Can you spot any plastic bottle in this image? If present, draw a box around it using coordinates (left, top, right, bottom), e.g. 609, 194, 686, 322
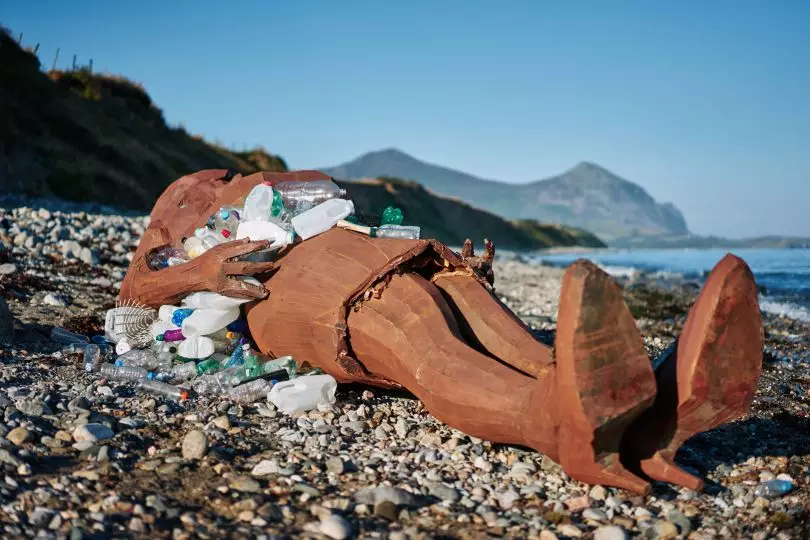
100, 363, 154, 381
235, 220, 295, 247
268, 374, 338, 414
224, 341, 250, 368
192, 370, 234, 395
208, 207, 241, 238
274, 180, 347, 214
139, 380, 189, 401
83, 344, 102, 373
181, 307, 240, 337
148, 247, 190, 270
114, 349, 163, 370
63, 343, 112, 355
261, 355, 297, 378
183, 236, 206, 258
370, 224, 421, 240
195, 227, 225, 249
170, 308, 195, 327
754, 479, 793, 498
291, 199, 355, 240
50, 327, 89, 345
115, 338, 133, 355
229, 379, 270, 404
150, 319, 178, 340
160, 328, 185, 342
170, 361, 198, 381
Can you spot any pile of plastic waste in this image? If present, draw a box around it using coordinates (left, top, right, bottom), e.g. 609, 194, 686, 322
53, 179, 420, 414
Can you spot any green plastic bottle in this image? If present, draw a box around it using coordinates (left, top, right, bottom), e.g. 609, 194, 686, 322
381, 206, 404, 225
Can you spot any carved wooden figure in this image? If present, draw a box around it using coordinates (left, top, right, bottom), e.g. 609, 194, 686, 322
121, 169, 764, 493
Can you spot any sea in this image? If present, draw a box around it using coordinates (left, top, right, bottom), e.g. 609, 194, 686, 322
530, 248, 810, 323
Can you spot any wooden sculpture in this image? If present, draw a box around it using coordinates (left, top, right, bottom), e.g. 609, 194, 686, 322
120, 169, 764, 493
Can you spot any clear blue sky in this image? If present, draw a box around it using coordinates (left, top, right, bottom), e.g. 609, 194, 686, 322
4, 1, 809, 238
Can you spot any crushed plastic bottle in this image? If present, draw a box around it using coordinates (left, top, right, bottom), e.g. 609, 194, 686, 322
139, 379, 189, 401
229, 379, 270, 404
192, 370, 234, 395
260, 355, 297, 378
83, 344, 102, 373
100, 363, 154, 381
160, 328, 185, 342
224, 341, 250, 368
381, 206, 404, 225
371, 224, 421, 240
180, 307, 240, 337
50, 327, 89, 345
291, 198, 355, 240
148, 247, 191, 270
274, 180, 347, 215
114, 349, 166, 371
235, 220, 295, 247
208, 207, 241, 238
268, 374, 338, 414
754, 479, 793, 499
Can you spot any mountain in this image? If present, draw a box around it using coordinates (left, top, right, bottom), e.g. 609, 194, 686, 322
321, 149, 689, 241
0, 28, 286, 210
338, 177, 605, 250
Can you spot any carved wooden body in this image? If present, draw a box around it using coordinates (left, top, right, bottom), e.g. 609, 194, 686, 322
120, 169, 764, 493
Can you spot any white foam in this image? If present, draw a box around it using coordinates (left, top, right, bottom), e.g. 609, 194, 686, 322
759, 296, 810, 322
596, 264, 639, 279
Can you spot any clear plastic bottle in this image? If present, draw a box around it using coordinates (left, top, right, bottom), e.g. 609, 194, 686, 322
274, 181, 347, 215
754, 479, 793, 498
181, 307, 241, 337
171, 361, 198, 381
208, 207, 241, 238
235, 220, 295, 247
261, 355, 297, 378
139, 379, 189, 401
229, 379, 270, 404
183, 236, 206, 258
50, 327, 89, 345
100, 363, 154, 381
181, 290, 255, 309
148, 247, 190, 270
268, 374, 337, 414
83, 344, 102, 373
371, 224, 421, 240
291, 199, 355, 240
115, 349, 161, 370
63, 343, 112, 355
223, 342, 250, 368
192, 370, 234, 395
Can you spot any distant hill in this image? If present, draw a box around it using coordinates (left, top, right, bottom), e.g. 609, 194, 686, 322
321, 149, 689, 241
0, 28, 286, 210
338, 177, 605, 250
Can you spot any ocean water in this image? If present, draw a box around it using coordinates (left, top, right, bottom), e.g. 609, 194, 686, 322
531, 248, 810, 322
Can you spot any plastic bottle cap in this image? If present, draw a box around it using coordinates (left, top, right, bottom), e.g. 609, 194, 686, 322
147, 372, 155, 380
221, 229, 231, 238
114, 359, 123, 367
179, 390, 189, 401
220, 210, 230, 219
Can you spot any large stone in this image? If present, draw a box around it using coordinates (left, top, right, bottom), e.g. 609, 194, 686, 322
73, 423, 114, 442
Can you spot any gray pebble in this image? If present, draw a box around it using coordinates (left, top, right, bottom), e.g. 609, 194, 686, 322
355, 486, 419, 507
319, 515, 352, 540
326, 456, 345, 475
16, 399, 52, 417
229, 475, 261, 493
72, 423, 113, 442
594, 525, 628, 540
426, 481, 460, 502
182, 430, 207, 460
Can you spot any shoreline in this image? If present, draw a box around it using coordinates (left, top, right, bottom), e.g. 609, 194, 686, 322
1, 204, 809, 538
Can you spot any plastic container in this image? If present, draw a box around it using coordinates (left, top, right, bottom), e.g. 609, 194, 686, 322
242, 183, 276, 222
229, 379, 270, 404
171, 308, 195, 327
754, 479, 793, 499
181, 307, 240, 337
100, 363, 153, 381
178, 336, 215, 359
274, 180, 347, 213
148, 247, 190, 270
291, 199, 355, 240
235, 220, 295, 247
182, 288, 257, 309
83, 344, 102, 373
268, 374, 338, 414
139, 380, 188, 401
372, 224, 421, 240
50, 327, 89, 345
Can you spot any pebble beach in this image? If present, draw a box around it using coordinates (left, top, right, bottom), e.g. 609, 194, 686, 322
0, 202, 808, 539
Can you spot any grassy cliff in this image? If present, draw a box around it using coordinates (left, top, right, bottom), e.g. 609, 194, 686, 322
0, 27, 286, 210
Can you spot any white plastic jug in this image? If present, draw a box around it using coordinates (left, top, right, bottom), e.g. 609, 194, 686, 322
178, 336, 215, 359
181, 277, 262, 308
236, 220, 295, 247
243, 183, 275, 222
181, 307, 240, 337
268, 374, 338, 414
291, 199, 354, 240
